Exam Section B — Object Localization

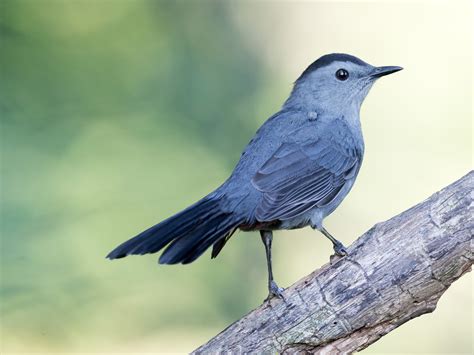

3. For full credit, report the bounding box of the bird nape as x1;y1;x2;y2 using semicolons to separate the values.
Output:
107;53;402;301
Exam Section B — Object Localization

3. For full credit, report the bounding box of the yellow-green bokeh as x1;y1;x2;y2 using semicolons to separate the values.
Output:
1;0;472;353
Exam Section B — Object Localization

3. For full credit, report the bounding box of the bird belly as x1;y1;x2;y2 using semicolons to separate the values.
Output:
278;212;315;230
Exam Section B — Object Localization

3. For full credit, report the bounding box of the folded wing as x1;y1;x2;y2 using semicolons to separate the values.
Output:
252;139;360;221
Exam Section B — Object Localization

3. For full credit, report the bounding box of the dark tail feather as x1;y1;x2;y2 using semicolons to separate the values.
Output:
107;197;240;263
211;232;235;259
158;212;238;264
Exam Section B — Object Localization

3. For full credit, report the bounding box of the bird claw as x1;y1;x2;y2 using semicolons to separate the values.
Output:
333;241;348;256
264;280;285;302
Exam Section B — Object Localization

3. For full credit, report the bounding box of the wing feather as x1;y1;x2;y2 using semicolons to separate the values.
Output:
252;138;360;221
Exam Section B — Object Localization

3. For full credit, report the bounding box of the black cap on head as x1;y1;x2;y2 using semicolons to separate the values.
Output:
297;53;368;82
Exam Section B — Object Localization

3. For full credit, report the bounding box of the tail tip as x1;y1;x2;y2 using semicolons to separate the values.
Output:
106;249;128;260
158;253;177;265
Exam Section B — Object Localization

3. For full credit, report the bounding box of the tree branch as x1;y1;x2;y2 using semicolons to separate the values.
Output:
193;171;473;354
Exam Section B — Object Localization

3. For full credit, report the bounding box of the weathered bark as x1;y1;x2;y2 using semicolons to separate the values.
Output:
193;171;473;354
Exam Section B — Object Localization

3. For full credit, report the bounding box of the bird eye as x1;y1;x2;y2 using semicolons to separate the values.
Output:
335;69;349;81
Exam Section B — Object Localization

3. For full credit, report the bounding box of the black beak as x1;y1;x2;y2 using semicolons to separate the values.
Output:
370;65;403;79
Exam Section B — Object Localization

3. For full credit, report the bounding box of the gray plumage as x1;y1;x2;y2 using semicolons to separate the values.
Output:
107;53;402;300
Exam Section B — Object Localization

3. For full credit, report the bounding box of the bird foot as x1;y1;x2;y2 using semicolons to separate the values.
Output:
264;280;285;302
333;240;348;256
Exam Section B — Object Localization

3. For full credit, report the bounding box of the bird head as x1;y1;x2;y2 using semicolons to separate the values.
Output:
285;53;402;114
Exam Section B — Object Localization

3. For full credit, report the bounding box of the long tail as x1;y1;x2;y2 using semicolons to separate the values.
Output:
106;196;240;264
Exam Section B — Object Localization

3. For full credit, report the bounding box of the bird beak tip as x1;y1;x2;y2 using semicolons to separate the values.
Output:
371;65;403;78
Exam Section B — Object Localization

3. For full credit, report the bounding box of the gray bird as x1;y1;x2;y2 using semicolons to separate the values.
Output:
107;53;402;300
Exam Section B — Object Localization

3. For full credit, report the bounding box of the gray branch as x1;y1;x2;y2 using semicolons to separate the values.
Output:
193;171;473;354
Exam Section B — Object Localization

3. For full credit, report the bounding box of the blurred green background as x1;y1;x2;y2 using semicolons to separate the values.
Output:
1;0;472;353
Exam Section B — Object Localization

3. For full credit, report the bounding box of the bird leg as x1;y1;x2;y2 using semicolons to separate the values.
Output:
320;227;348;256
260;230;284;301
